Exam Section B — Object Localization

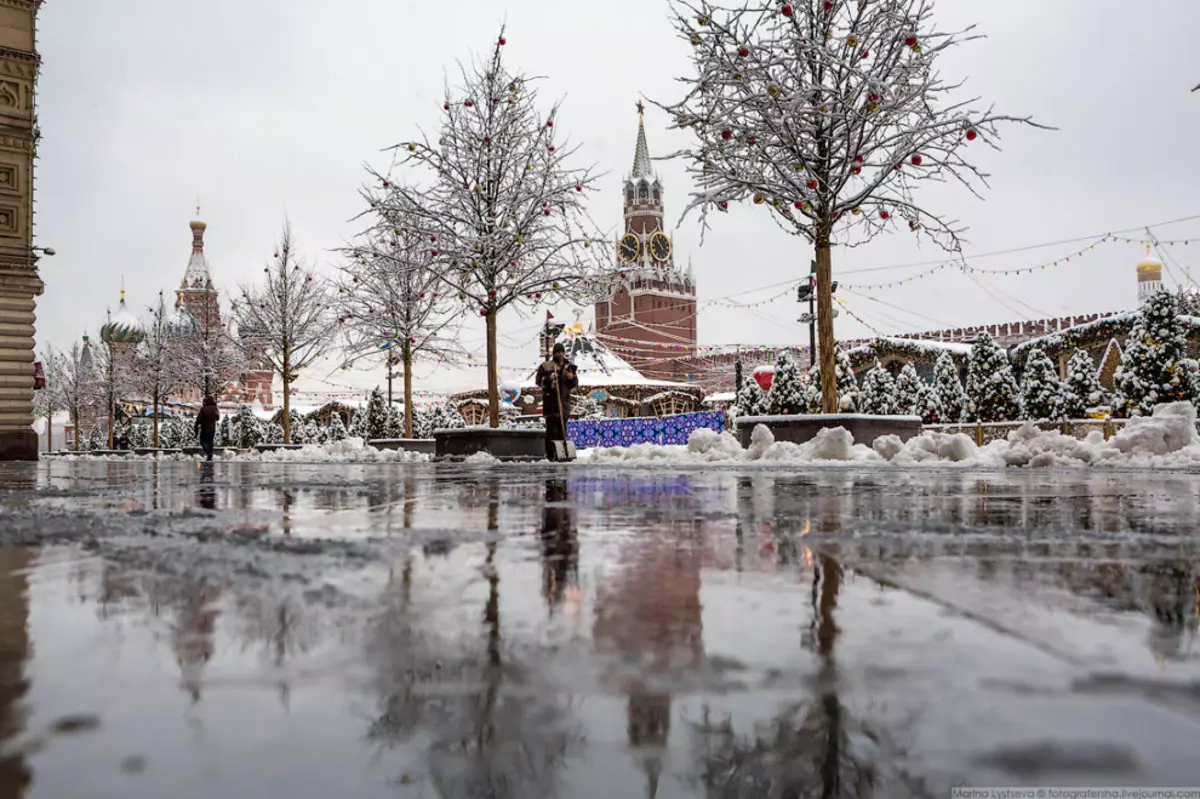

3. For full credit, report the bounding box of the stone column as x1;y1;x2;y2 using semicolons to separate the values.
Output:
0;1;43;461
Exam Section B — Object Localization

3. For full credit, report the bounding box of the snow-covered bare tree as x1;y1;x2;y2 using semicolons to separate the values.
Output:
34;346;65;453
93;339;132;449
658;0;1044;412
53;338;99;452
136;291;183;448
233;222;337;444
366;29;610;427
339;211;467;438
172;296;241;404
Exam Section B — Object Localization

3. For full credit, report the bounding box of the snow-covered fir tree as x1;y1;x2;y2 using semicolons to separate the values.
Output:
734;377;769;418
658;0;1041;412
326;412;349;442
232;223;337;444
361;387;390;441
126;422;152;449
217;414;234;448
858;360;896;416
302;419;325;445
1019;347;1067;422
932;352;968;423
264;422;284;445
966;331;1020;422
1113;289;1194;417
893;363;922;416
384;404;404;439
86;425;106;451
230;405;264;449
371;30;609;428
160;415;190;449
767;352;806;415
805;346;859;413
912;380;943;423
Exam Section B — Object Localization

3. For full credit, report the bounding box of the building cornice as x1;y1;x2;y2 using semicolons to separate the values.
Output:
0;1;42;13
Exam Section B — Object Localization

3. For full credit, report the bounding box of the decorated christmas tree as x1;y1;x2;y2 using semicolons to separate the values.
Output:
767;351;807;415
264;422;284;445
805;345;859;413
1019;347;1067;422
966;331;1021;422
734;377;769;418
326;411;349;442
932;352;968;423
1113;289;1194;416
1063;349;1108;418
858;360;897;415
893;363;922;416
302;419;325;445
912;380;943;423
217;415;234;447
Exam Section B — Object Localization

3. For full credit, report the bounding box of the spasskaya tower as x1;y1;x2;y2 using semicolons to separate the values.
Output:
593;103;697;383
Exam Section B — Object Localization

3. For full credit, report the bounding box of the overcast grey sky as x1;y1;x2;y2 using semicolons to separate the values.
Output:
32;0;1200;393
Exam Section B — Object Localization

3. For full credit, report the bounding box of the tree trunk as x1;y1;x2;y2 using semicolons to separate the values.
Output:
107;390;115;450
153;395;160;449
45;408;52;453
486;309;499;428
282;369;292;444
403;347;414;440
815;242;837;414
71;409;79;452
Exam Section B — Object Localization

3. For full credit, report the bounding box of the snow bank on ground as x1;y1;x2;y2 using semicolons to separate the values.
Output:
583;402;1200;469
48;437;430;464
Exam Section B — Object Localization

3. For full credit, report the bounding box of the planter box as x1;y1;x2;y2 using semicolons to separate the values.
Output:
434;428;546;461
736;414;922;448
254;444;304;453
369;439;437;455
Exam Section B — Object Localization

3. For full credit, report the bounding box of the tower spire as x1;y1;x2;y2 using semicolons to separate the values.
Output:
631;101;652;178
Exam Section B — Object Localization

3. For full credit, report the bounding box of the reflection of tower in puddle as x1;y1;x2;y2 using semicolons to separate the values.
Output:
172;580;220;703
541;479;578;614
593;518;705;797
0;549;32;798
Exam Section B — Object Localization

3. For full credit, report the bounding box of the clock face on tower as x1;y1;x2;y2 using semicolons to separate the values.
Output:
649;231;672;262
619;233;641;264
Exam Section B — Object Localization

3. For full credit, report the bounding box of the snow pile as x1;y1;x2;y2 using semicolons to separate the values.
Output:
581;402;1200;469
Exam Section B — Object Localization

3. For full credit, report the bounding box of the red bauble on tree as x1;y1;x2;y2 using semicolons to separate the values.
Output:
464;99;473;107
806;179;818;190
782;4;793;16
738;46;750;57
498;36;506;45
721;129;733;141
880;210;890;220
575;185;582;192
747;135;757;145
966;128;978;141
822;0;834;8
443;103;450;111
911;154;923;166
905;35;917;47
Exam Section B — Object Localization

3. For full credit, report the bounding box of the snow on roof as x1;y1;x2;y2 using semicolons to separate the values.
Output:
704;391;737;404
520;329;691;390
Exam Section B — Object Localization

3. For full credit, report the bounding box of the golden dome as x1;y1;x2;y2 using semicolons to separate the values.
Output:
1137;244;1162;277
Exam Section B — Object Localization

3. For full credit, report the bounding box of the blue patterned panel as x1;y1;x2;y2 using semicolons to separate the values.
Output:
567;420;600;448
572;411;728;449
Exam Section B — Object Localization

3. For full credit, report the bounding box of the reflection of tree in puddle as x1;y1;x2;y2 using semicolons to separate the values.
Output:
0;548;32;798
691;553;882;798
171;578;221;703
593;514;707;797
367;490;581;796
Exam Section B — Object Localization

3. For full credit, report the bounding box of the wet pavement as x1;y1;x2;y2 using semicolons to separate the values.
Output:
0;460;1199;797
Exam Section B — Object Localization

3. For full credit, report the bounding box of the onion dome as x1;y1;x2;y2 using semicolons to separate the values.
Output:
1137;245;1163;278
167;294;199;336
100;292;146;345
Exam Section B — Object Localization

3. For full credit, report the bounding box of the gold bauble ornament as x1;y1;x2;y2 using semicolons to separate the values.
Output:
691;34;702;46
846;35;858;47
753;194;765;204
852;206;862;215
698;14;709;25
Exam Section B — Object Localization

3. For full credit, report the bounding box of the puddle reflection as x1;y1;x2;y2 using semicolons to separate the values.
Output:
0;464;1197;795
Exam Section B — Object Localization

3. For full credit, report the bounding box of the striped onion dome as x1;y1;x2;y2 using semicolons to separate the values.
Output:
100;295;146;345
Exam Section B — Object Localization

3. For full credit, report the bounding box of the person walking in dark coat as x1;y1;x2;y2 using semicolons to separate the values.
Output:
195;396;220;461
536;343;578;462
